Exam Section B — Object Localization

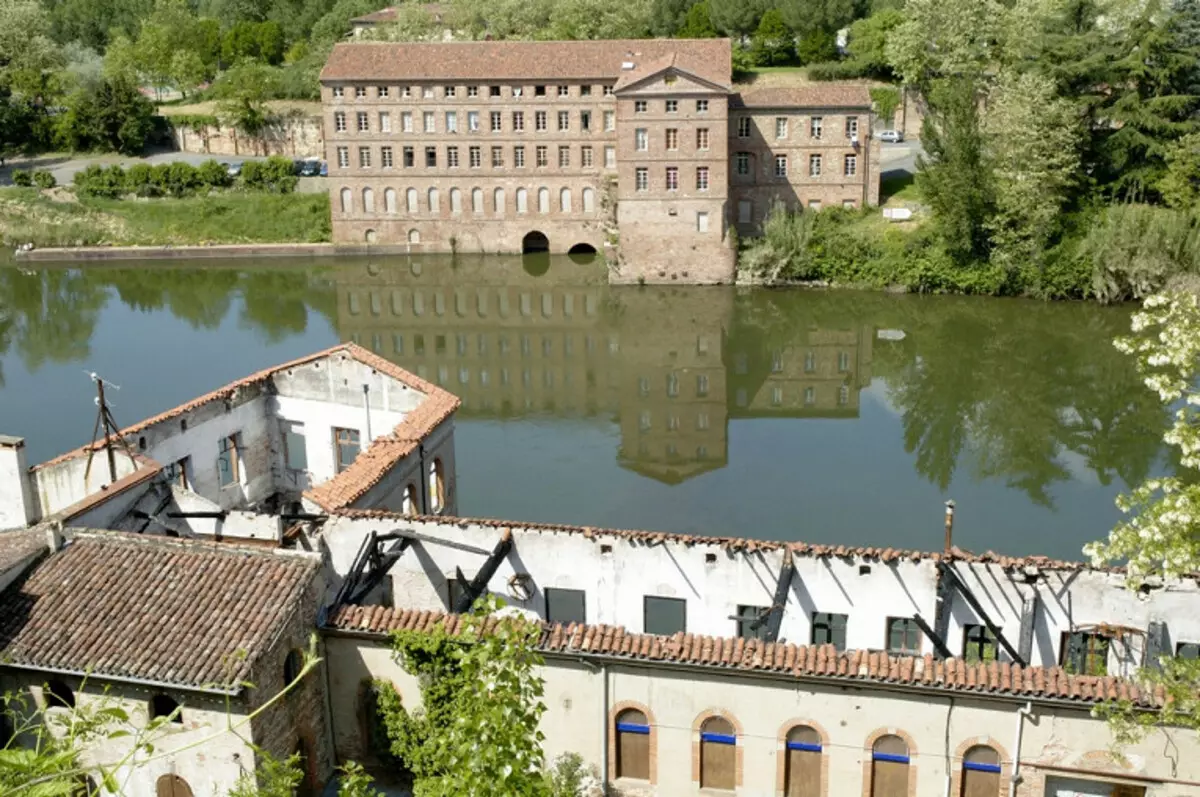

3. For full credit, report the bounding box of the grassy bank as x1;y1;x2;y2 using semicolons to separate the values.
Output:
0;189;331;248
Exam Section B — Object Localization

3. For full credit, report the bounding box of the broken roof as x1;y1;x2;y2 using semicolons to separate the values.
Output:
0;532;321;693
327;604;1165;709
320;39;732;87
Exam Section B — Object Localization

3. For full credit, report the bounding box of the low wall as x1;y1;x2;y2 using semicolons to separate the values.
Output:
15;243;414;262
169;116;323;159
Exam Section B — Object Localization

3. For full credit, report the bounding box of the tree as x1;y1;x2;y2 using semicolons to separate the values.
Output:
677;0;718;37
844;8;903;79
778;0;864;37
649;0;693;36
916;77;994;264
885;0;1003;88
0;0;62;97
1159;132;1200;209
795;29;837;64
750;8;794;65
379;596;550;797
367;5;438;41
212;61;281;142
547;0;653;40
55;77;156;154
707;0;765;40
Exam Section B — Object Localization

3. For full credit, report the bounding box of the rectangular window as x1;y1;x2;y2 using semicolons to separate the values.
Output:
696;99;708;113
605;146;616;168
810;116;823;139
736;605;769;641
735;152;749;175
886;617;921;654
696;166;709;191
513;111;524;131
423;111;435;133
425;146;437;167
358;147;371;168
164;457;190;489
558;145;570;167
514;145;525;167
846;116;859;138
469;146;481;168
603;84;614;96
963;624;998;663
445;111;458;133
775;117;788;138
376;85;388;98
355;86;367;99
401;111;413;132
635;128;648;151
580;110;591;131
447;146;459;167
558;110;569;131
737;199;752;224
535;84;546;96
403;146;414;167
809;199;822;210
546;587;586;624
557;85;569;97
737;117;751;138
811;612;848;651
334;111;346;132
217;434;241;487
635;167;648;191
333;427;361;474
581;85;592;96
336;146;349;168
604;110;615;131
490;85;501;97
467;111;479;132
665;128;678;150
696;211;709;232
467;85;478;97
445;85;456;98
775;155;788;178
401;86;412;98
644;596;687;635
665;99;678;113
379;111;391;132
634;100;647;113
491;146;503;167
422;86;434;99
581;145;593;167
282;423;307;472
536;145;548;167
809;154;822;177
1062;631;1110;675
844;154;858;176
1178;642;1200;659
697;128;709;150
535;111;547;131
357;111;369;132
381;146;393;168
490;111;502;132
332;86;344;98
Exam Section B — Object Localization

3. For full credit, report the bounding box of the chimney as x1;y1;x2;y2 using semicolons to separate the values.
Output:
0;435;36;529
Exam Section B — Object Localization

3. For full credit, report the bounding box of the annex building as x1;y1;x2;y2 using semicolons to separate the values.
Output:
319;39;881;284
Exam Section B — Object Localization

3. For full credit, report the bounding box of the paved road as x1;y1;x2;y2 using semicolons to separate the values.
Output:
878;139;921;178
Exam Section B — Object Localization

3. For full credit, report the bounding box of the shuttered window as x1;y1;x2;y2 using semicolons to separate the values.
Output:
615;708;650;780
961;745;1001;797
700;716;736;790
785;725;822;796
871;735;909;797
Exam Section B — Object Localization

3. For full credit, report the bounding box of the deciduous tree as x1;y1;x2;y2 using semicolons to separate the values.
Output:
707;0;765;40
750;9;794;65
677;0;718;37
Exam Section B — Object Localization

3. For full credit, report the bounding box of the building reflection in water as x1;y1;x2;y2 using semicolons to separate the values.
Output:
334;255;872;485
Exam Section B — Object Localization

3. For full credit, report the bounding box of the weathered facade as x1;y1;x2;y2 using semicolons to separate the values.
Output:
318;39;880;284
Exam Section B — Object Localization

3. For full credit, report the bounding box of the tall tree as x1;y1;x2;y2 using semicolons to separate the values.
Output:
750;8;794;65
649;0;693;35
707;0;765;40
844;9;903;79
885;0;1003;88
677;0;718;37
778;0;864;37
0;0;63;97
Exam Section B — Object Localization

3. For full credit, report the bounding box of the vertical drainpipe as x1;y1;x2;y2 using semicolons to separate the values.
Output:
600;663;609;796
362;384;372;442
1009;702;1033;797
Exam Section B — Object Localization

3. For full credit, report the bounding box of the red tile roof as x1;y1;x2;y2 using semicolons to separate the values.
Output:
327;604;1165;708
0;532;321;692
320;39;733;87
0;529;50;574
731;84;873;110
330;509;1100;571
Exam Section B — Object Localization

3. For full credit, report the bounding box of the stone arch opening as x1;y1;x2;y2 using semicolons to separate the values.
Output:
365;229;377;244
567;243;597;264
522;230;550;254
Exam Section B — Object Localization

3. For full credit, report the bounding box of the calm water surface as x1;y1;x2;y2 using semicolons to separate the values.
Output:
0;255;1164;559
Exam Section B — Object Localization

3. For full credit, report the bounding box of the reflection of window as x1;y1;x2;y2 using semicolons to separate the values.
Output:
838;351;850;372
838;385;850;406
784;725;822;796
666;373;679;397
615;708;651;780
546;588;586;624
696;412;709;430
736;605;769;640
804;351;816;373
1062;631;1110;675
700;716;737;790
639;411;652;432
886;617;921;654
772;387;784;406
638;377;650;397
696;374;709;397
804;387;815;406
771;350;784;372
334;428;360;474
644;596;686;635
217;434;241;487
812;612;847;650
963;624;997;663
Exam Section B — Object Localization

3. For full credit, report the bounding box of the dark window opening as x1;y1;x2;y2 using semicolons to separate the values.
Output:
811;612;848;651
546;587;586;625
644;596;686;636
150;694;182;724
1062;630;1110;675
1177;642;1200;659
283;648;304;685
963;624;998;663
45;679;75;709
886;617;921;655
735;605;769;641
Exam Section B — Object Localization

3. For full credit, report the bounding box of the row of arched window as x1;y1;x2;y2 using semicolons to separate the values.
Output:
339;186;597;216
613;709;1004;796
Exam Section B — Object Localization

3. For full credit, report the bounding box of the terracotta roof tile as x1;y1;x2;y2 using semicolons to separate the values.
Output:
327;605;1162;707
0;529;50;574
730;84;873;109
320;39;733;88
0;532;320;692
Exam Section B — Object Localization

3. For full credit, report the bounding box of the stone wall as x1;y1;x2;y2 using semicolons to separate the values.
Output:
170;116;324;159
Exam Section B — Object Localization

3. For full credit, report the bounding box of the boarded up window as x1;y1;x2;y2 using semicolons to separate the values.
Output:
700;716;736;790
785;725;822;796
872;734;909;797
616;708;650;780
961;745;1000;797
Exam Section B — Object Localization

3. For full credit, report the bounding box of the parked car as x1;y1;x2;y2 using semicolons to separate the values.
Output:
226;162;243;177
318;161;328;177
298;159;322;177
879;130;904;144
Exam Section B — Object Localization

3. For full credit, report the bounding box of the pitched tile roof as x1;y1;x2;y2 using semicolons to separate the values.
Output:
327;604;1165;708
0;529;50;574
320;39;733;87
731;84;873;110
330;509;1102;572
0;532;321;692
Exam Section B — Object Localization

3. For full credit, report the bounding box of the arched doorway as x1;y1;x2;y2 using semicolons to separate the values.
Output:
522;230;550;253
364;229;377;243
567;242;597;264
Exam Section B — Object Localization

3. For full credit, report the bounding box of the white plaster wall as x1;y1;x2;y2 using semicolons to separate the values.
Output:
349;420;457;515
274;395;408;487
324;634;1200;797
31;454;141;518
62;476;156;529
0;672;257;797
0;440;35;529
271;355;426;417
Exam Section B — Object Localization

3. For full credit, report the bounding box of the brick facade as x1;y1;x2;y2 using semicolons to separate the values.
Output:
319;40;878;285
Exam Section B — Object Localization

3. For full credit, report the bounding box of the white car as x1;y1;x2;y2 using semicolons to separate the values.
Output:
879;130;905;144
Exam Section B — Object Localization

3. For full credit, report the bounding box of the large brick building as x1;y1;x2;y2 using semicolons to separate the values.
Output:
319;38;880;284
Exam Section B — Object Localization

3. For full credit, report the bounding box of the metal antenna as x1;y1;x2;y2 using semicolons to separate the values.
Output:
83;371;137;483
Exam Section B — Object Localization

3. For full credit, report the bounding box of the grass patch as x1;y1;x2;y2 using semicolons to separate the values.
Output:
0;188;331;247
881;171;921;205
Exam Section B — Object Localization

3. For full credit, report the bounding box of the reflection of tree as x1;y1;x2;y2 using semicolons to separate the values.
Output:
239;271;326;343
0;269;107;379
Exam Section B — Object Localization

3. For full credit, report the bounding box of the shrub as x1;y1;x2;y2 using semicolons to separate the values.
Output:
73;164;127;198
1077;204;1200;302
197;159;232;189
11;170;33;187
240;156;297;193
32;170;56;189
795;30;837;65
161;161;201;197
806;59;869;80
125;163;157;197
